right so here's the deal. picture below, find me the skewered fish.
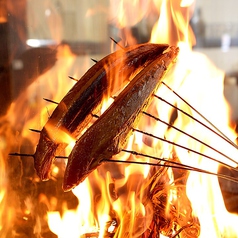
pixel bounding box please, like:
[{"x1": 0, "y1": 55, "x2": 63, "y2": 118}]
[
  {"x1": 34, "y1": 43, "x2": 169, "y2": 181},
  {"x1": 63, "y1": 46, "x2": 179, "y2": 191}
]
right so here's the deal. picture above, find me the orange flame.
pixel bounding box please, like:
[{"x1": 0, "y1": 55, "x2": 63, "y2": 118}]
[
  {"x1": 46, "y1": 0, "x2": 238, "y2": 237},
  {"x1": 2, "y1": 0, "x2": 238, "y2": 237},
  {"x1": 150, "y1": 0, "x2": 196, "y2": 47}
]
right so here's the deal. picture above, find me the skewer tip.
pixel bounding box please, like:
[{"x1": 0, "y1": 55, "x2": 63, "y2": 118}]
[
  {"x1": 43, "y1": 98, "x2": 59, "y2": 105},
  {"x1": 91, "y1": 58, "x2": 98, "y2": 63},
  {"x1": 29, "y1": 128, "x2": 41, "y2": 133},
  {"x1": 68, "y1": 76, "x2": 79, "y2": 82},
  {"x1": 109, "y1": 37, "x2": 125, "y2": 50}
]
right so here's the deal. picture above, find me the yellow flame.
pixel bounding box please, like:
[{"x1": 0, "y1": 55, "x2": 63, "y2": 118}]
[
  {"x1": 159, "y1": 40, "x2": 238, "y2": 237},
  {"x1": 150, "y1": 0, "x2": 195, "y2": 47},
  {"x1": 3, "y1": 0, "x2": 238, "y2": 237}
]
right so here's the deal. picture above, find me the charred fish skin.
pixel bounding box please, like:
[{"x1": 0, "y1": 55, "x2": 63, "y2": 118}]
[
  {"x1": 53, "y1": 43, "x2": 169, "y2": 134},
  {"x1": 63, "y1": 46, "x2": 179, "y2": 191},
  {"x1": 34, "y1": 43, "x2": 169, "y2": 181}
]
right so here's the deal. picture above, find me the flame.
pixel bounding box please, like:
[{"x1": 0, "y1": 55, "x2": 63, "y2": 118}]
[
  {"x1": 1, "y1": 0, "x2": 238, "y2": 237},
  {"x1": 176, "y1": 52, "x2": 238, "y2": 236},
  {"x1": 106, "y1": 0, "x2": 238, "y2": 237},
  {"x1": 109, "y1": 0, "x2": 150, "y2": 28},
  {"x1": 46, "y1": 0, "x2": 238, "y2": 237},
  {"x1": 150, "y1": 1, "x2": 238, "y2": 237},
  {"x1": 48, "y1": 178, "x2": 99, "y2": 237},
  {"x1": 160, "y1": 42, "x2": 238, "y2": 237}
]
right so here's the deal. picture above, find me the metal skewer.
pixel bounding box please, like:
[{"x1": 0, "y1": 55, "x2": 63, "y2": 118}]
[
  {"x1": 9, "y1": 82, "x2": 238, "y2": 185},
  {"x1": 43, "y1": 98, "x2": 59, "y2": 105},
  {"x1": 162, "y1": 81, "x2": 238, "y2": 151},
  {"x1": 142, "y1": 111, "x2": 238, "y2": 169},
  {"x1": 102, "y1": 157, "x2": 238, "y2": 184},
  {"x1": 68, "y1": 75, "x2": 79, "y2": 81},
  {"x1": 8, "y1": 151, "x2": 238, "y2": 184},
  {"x1": 133, "y1": 127, "x2": 238, "y2": 171},
  {"x1": 109, "y1": 37, "x2": 125, "y2": 50},
  {"x1": 154, "y1": 94, "x2": 238, "y2": 166}
]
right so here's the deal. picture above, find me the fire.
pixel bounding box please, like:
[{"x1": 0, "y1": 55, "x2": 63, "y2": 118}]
[
  {"x1": 1, "y1": 0, "x2": 238, "y2": 237},
  {"x1": 161, "y1": 42, "x2": 238, "y2": 237},
  {"x1": 150, "y1": 0, "x2": 196, "y2": 47},
  {"x1": 48, "y1": 178, "x2": 99, "y2": 237},
  {"x1": 151, "y1": 1, "x2": 238, "y2": 238}
]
